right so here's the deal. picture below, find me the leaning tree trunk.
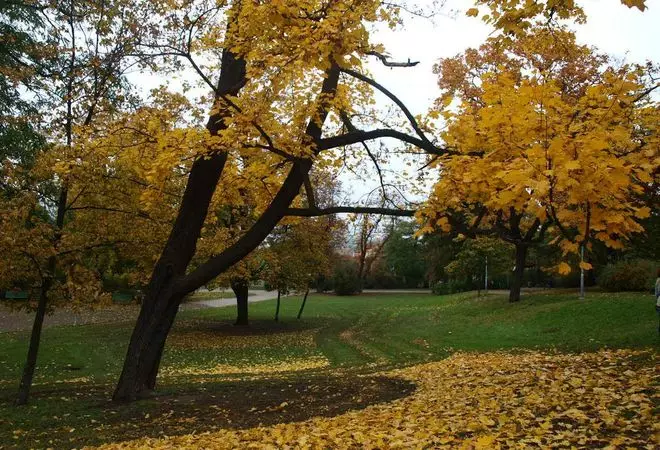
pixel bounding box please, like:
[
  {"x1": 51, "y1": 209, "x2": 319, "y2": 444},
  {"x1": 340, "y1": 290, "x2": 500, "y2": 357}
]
[
  {"x1": 274, "y1": 290, "x2": 281, "y2": 322},
  {"x1": 113, "y1": 48, "x2": 246, "y2": 402},
  {"x1": 231, "y1": 278, "x2": 249, "y2": 326},
  {"x1": 509, "y1": 243, "x2": 528, "y2": 303},
  {"x1": 16, "y1": 276, "x2": 52, "y2": 405},
  {"x1": 297, "y1": 287, "x2": 310, "y2": 319},
  {"x1": 112, "y1": 58, "x2": 339, "y2": 402}
]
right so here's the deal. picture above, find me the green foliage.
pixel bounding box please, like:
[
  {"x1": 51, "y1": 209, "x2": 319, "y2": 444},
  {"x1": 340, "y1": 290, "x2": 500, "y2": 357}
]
[
  {"x1": 333, "y1": 260, "x2": 361, "y2": 296},
  {"x1": 445, "y1": 237, "x2": 513, "y2": 279},
  {"x1": 431, "y1": 278, "x2": 475, "y2": 295},
  {"x1": 382, "y1": 221, "x2": 427, "y2": 288},
  {"x1": 598, "y1": 259, "x2": 657, "y2": 292}
]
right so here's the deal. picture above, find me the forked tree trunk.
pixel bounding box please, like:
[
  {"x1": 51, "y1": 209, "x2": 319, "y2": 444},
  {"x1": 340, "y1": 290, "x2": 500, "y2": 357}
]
[
  {"x1": 509, "y1": 243, "x2": 528, "y2": 303},
  {"x1": 274, "y1": 290, "x2": 281, "y2": 321},
  {"x1": 231, "y1": 279, "x2": 249, "y2": 326},
  {"x1": 297, "y1": 287, "x2": 309, "y2": 319},
  {"x1": 112, "y1": 55, "x2": 339, "y2": 402},
  {"x1": 113, "y1": 151, "x2": 230, "y2": 401},
  {"x1": 113, "y1": 54, "x2": 243, "y2": 402}
]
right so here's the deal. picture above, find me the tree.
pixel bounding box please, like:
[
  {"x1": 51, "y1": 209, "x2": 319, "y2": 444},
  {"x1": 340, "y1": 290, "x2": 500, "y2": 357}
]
[
  {"x1": 419, "y1": 26, "x2": 659, "y2": 302},
  {"x1": 1, "y1": 0, "x2": 151, "y2": 404},
  {"x1": 382, "y1": 220, "x2": 427, "y2": 288},
  {"x1": 264, "y1": 215, "x2": 339, "y2": 320},
  {"x1": 111, "y1": 0, "x2": 425, "y2": 401},
  {"x1": 354, "y1": 213, "x2": 394, "y2": 285},
  {"x1": 445, "y1": 237, "x2": 513, "y2": 293},
  {"x1": 102, "y1": 0, "x2": 649, "y2": 401}
]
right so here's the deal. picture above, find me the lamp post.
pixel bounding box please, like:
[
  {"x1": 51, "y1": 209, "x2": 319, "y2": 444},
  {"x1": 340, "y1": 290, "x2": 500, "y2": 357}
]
[
  {"x1": 484, "y1": 256, "x2": 488, "y2": 295},
  {"x1": 579, "y1": 244, "x2": 585, "y2": 300}
]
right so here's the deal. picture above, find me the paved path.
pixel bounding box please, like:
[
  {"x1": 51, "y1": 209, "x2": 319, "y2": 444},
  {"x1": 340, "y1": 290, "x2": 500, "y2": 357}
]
[
  {"x1": 181, "y1": 289, "x2": 433, "y2": 310},
  {"x1": 181, "y1": 290, "x2": 282, "y2": 309}
]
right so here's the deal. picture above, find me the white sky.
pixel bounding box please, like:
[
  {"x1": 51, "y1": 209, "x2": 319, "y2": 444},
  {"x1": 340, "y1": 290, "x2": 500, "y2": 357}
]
[{"x1": 342, "y1": 0, "x2": 660, "y2": 204}]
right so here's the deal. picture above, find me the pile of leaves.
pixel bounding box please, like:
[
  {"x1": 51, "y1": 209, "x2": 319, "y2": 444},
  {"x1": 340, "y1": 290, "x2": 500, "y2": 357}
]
[{"x1": 97, "y1": 349, "x2": 656, "y2": 449}]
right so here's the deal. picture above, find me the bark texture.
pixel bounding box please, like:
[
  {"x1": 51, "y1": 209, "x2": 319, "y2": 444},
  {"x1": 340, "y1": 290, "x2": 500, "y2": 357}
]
[
  {"x1": 232, "y1": 279, "x2": 249, "y2": 326},
  {"x1": 509, "y1": 243, "x2": 528, "y2": 303}
]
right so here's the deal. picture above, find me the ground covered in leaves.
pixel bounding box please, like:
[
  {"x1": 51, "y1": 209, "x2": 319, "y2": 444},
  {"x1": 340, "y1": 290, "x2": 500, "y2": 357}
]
[
  {"x1": 1, "y1": 291, "x2": 657, "y2": 448},
  {"x1": 98, "y1": 349, "x2": 657, "y2": 449}
]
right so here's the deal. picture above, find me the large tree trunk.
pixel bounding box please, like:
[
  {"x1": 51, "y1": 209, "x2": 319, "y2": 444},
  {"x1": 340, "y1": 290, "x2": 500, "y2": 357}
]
[
  {"x1": 113, "y1": 55, "x2": 339, "y2": 401},
  {"x1": 231, "y1": 278, "x2": 249, "y2": 326},
  {"x1": 113, "y1": 152, "x2": 229, "y2": 402},
  {"x1": 112, "y1": 46, "x2": 245, "y2": 402},
  {"x1": 509, "y1": 243, "x2": 528, "y2": 303}
]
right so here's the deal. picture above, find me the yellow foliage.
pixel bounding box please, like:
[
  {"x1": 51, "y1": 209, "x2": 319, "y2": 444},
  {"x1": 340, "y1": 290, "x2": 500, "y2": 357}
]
[
  {"x1": 558, "y1": 262, "x2": 572, "y2": 275},
  {"x1": 420, "y1": 26, "x2": 659, "y2": 259}
]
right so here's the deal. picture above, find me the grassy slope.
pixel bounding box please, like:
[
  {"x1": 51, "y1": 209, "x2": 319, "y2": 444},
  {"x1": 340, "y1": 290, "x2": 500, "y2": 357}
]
[
  {"x1": 2, "y1": 291, "x2": 658, "y2": 388},
  {"x1": 0, "y1": 290, "x2": 657, "y2": 448}
]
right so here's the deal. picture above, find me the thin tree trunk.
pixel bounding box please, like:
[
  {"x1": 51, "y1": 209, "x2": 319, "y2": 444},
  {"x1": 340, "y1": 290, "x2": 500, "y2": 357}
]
[
  {"x1": 231, "y1": 279, "x2": 249, "y2": 326},
  {"x1": 274, "y1": 290, "x2": 281, "y2": 322},
  {"x1": 15, "y1": 277, "x2": 51, "y2": 405},
  {"x1": 16, "y1": 0, "x2": 76, "y2": 405},
  {"x1": 297, "y1": 287, "x2": 310, "y2": 319},
  {"x1": 509, "y1": 244, "x2": 527, "y2": 303}
]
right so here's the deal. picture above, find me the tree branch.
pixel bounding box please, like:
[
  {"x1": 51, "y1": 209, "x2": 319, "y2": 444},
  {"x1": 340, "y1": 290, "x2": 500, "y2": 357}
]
[
  {"x1": 366, "y1": 51, "x2": 419, "y2": 67},
  {"x1": 341, "y1": 67, "x2": 433, "y2": 147},
  {"x1": 285, "y1": 206, "x2": 415, "y2": 217}
]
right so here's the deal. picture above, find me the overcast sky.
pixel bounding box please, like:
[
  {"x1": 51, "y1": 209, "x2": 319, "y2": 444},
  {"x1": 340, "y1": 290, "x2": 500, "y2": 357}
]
[
  {"x1": 343, "y1": 0, "x2": 660, "y2": 204},
  {"x1": 368, "y1": 0, "x2": 660, "y2": 117}
]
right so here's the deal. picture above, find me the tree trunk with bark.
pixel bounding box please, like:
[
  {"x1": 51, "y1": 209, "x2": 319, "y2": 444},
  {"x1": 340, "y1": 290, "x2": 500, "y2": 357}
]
[
  {"x1": 112, "y1": 48, "x2": 245, "y2": 402},
  {"x1": 231, "y1": 278, "x2": 249, "y2": 326},
  {"x1": 509, "y1": 243, "x2": 528, "y2": 303},
  {"x1": 112, "y1": 46, "x2": 339, "y2": 401},
  {"x1": 274, "y1": 290, "x2": 281, "y2": 322},
  {"x1": 297, "y1": 287, "x2": 309, "y2": 319},
  {"x1": 16, "y1": 277, "x2": 51, "y2": 405}
]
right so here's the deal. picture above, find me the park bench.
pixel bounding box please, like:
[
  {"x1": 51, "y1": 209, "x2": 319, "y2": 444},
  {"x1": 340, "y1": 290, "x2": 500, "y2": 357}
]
[
  {"x1": 111, "y1": 292, "x2": 134, "y2": 304},
  {"x1": 3, "y1": 290, "x2": 30, "y2": 300}
]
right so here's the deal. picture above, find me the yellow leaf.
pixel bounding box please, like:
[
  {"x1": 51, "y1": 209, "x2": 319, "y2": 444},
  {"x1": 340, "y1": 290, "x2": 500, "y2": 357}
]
[
  {"x1": 466, "y1": 7, "x2": 479, "y2": 17},
  {"x1": 475, "y1": 434, "x2": 497, "y2": 449},
  {"x1": 579, "y1": 261, "x2": 593, "y2": 271},
  {"x1": 558, "y1": 262, "x2": 571, "y2": 275}
]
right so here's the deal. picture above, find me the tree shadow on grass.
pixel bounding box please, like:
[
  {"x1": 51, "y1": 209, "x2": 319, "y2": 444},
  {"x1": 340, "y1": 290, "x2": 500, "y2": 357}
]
[
  {"x1": 173, "y1": 317, "x2": 329, "y2": 336},
  {"x1": 1, "y1": 372, "x2": 415, "y2": 449}
]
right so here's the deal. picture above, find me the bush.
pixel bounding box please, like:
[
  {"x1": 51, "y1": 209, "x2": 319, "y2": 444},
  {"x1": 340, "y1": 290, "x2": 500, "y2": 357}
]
[
  {"x1": 333, "y1": 262, "x2": 361, "y2": 296},
  {"x1": 432, "y1": 278, "x2": 475, "y2": 295},
  {"x1": 598, "y1": 259, "x2": 657, "y2": 292}
]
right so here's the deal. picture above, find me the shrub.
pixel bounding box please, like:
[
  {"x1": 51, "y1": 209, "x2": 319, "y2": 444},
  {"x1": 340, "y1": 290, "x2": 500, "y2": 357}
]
[
  {"x1": 333, "y1": 262, "x2": 361, "y2": 296},
  {"x1": 432, "y1": 278, "x2": 475, "y2": 295},
  {"x1": 598, "y1": 259, "x2": 657, "y2": 292}
]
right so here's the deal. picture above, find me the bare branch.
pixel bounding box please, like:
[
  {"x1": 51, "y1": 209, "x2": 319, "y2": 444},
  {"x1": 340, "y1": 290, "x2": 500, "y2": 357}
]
[
  {"x1": 285, "y1": 206, "x2": 415, "y2": 217},
  {"x1": 341, "y1": 67, "x2": 434, "y2": 147},
  {"x1": 367, "y1": 51, "x2": 419, "y2": 67}
]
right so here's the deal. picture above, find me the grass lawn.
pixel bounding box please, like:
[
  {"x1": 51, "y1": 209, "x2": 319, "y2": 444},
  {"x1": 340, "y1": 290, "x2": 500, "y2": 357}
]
[
  {"x1": 182, "y1": 290, "x2": 251, "y2": 302},
  {"x1": 0, "y1": 290, "x2": 657, "y2": 448}
]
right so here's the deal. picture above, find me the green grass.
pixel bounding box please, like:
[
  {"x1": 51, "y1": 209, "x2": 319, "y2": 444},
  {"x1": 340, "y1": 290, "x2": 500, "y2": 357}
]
[
  {"x1": 0, "y1": 290, "x2": 657, "y2": 448},
  {"x1": 182, "y1": 290, "x2": 250, "y2": 302}
]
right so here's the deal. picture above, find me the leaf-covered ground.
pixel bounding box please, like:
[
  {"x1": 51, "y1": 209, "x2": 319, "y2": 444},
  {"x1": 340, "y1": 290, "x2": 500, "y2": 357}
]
[
  {"x1": 1, "y1": 291, "x2": 658, "y2": 448},
  {"x1": 97, "y1": 349, "x2": 657, "y2": 449}
]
